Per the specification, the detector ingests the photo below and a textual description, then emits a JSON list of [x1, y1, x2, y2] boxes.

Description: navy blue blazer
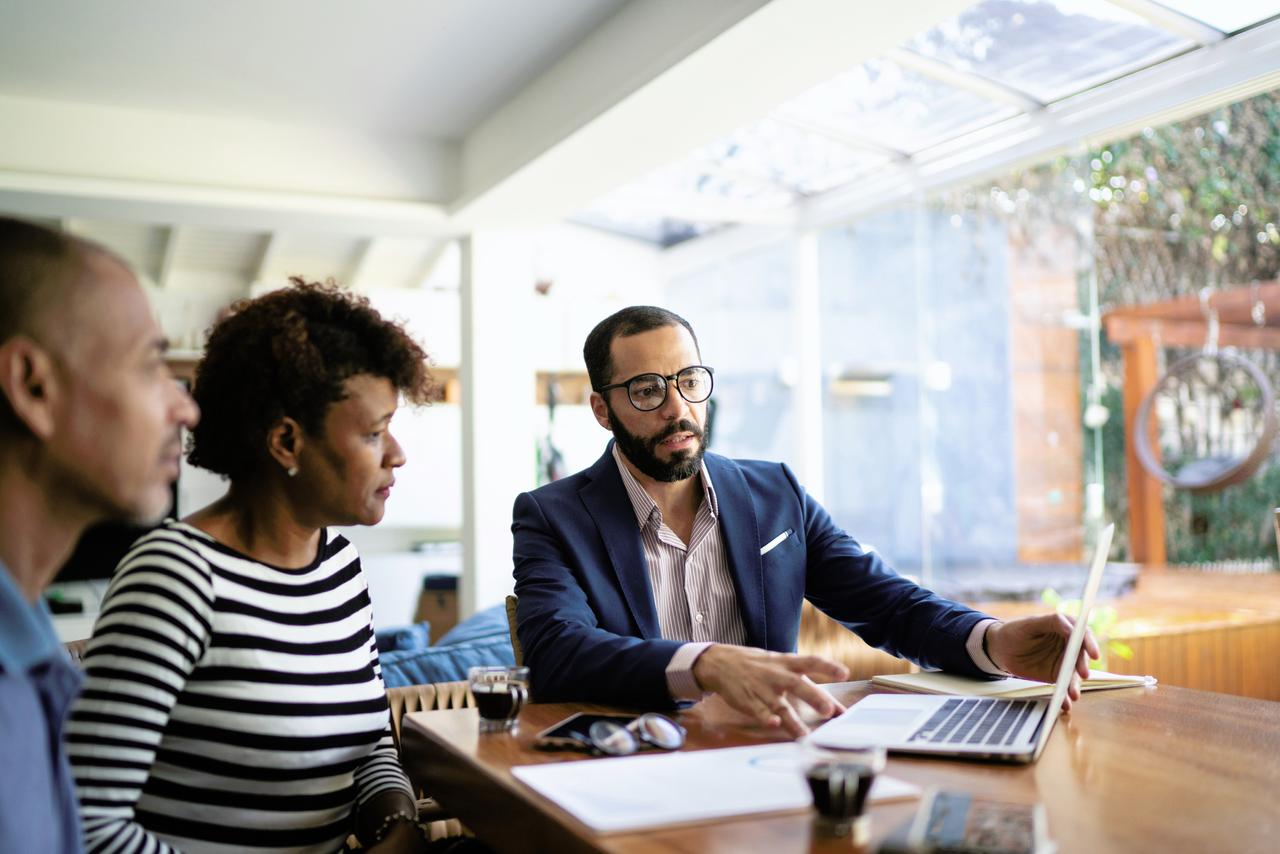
[[511, 443, 990, 708]]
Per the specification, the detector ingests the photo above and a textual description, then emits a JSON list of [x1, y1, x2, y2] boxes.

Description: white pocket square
[[760, 529, 794, 556]]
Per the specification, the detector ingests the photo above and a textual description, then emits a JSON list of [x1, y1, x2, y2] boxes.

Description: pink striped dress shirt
[[612, 446, 745, 698]]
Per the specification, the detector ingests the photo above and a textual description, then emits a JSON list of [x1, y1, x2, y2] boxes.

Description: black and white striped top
[[67, 521, 413, 854]]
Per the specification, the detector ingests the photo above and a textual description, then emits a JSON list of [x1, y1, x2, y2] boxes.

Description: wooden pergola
[[1101, 280, 1280, 566]]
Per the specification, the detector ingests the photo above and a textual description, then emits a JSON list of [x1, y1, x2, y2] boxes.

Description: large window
[[667, 245, 800, 463], [661, 87, 1280, 582]]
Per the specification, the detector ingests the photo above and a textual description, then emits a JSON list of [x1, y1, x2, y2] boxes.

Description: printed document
[[511, 741, 918, 834]]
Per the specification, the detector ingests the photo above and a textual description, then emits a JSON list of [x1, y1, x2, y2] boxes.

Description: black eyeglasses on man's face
[[596, 365, 714, 412]]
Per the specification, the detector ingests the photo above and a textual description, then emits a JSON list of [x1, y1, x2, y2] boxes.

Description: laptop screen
[[1033, 523, 1115, 756]]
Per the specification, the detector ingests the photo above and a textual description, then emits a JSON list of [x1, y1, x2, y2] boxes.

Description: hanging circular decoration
[[1134, 350, 1277, 493]]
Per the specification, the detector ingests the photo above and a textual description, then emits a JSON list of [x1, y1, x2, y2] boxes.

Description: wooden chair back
[[505, 594, 524, 666], [386, 680, 475, 752]]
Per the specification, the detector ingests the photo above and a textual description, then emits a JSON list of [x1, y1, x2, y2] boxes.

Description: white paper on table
[[510, 741, 919, 834]]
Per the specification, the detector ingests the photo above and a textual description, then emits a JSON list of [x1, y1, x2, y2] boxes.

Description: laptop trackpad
[[846, 708, 923, 728], [810, 698, 929, 748]]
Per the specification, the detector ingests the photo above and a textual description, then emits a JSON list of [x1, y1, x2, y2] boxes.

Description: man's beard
[[608, 406, 707, 483]]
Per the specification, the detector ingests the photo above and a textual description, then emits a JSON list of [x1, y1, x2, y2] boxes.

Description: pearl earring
[[287, 466, 299, 477]]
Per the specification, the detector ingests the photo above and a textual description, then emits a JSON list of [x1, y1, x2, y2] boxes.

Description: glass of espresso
[[469, 665, 530, 732], [804, 746, 885, 844]]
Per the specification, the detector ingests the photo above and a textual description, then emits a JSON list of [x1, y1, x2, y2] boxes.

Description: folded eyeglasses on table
[[536, 712, 686, 756]]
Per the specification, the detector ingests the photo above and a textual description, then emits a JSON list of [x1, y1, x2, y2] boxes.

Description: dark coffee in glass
[[469, 666, 529, 731], [804, 750, 884, 843], [474, 683, 525, 719]]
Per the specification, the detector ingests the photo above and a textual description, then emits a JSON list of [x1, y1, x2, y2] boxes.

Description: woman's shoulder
[[323, 528, 355, 560], [103, 521, 220, 614], [117, 520, 218, 574]]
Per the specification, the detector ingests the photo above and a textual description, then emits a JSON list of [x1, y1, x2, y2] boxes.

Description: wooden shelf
[[535, 372, 593, 407], [426, 368, 593, 406], [166, 351, 201, 385]]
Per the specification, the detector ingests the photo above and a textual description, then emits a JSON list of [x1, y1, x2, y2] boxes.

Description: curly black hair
[[188, 278, 433, 481]]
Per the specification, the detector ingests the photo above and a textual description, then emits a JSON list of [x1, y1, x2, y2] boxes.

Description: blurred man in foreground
[[0, 217, 198, 852]]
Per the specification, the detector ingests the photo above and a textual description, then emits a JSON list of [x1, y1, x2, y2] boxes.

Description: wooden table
[[401, 682, 1280, 853]]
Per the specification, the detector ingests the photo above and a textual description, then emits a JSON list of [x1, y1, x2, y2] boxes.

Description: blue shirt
[[0, 561, 85, 853]]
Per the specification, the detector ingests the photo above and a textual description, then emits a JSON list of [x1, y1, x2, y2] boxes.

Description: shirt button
[[695, 612, 704, 623]]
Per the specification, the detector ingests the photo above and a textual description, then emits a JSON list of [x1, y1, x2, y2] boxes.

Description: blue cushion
[[376, 604, 516, 688], [375, 621, 431, 653], [435, 604, 509, 646], [380, 634, 515, 688]]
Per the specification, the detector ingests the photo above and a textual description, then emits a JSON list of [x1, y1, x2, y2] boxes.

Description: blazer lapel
[[579, 444, 663, 640], [705, 454, 768, 647]]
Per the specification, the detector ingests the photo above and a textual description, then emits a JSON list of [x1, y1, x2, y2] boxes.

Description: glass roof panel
[[1152, 1, 1280, 33], [570, 206, 712, 248], [697, 117, 892, 195], [907, 0, 1194, 103], [573, 157, 791, 246], [776, 57, 1019, 154], [615, 157, 796, 208]]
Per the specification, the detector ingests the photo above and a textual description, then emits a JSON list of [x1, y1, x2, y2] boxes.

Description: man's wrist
[[966, 619, 1005, 675], [668, 642, 715, 700], [982, 622, 1002, 671], [691, 643, 719, 682]]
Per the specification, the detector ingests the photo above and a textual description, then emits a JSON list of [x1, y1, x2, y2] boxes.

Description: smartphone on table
[[534, 713, 635, 750]]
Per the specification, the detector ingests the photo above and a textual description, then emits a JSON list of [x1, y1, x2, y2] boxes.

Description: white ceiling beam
[[1103, 0, 1226, 45], [415, 239, 459, 291], [451, 0, 974, 227], [0, 94, 457, 202], [0, 170, 457, 238], [885, 47, 1044, 112], [157, 225, 182, 289], [251, 232, 280, 284], [346, 238, 378, 292], [452, 0, 768, 223], [0, 93, 459, 232]]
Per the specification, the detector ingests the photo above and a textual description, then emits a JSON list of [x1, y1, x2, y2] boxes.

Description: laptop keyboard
[[908, 698, 1036, 747]]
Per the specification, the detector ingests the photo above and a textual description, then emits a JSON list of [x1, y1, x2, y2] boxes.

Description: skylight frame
[[1145, 0, 1280, 34], [572, 1, 1280, 249]]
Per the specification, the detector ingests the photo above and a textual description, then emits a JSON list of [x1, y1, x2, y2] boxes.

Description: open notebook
[[872, 669, 1155, 700]]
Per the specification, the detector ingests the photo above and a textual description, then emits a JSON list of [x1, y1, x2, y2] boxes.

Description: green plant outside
[[1041, 587, 1134, 671], [939, 89, 1280, 566]]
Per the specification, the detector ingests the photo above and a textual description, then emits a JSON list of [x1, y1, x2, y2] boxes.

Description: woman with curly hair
[[68, 280, 438, 853]]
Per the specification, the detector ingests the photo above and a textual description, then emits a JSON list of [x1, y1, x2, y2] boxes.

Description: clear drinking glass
[[803, 744, 886, 843], [468, 665, 529, 732]]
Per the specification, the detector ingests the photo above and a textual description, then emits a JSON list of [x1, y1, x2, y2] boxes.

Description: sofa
[[377, 603, 516, 689]]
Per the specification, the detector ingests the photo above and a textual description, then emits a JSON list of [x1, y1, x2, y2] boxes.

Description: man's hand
[[691, 645, 849, 738], [985, 614, 1100, 710]]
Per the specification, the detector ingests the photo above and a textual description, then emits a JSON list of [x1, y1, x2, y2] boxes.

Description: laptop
[[809, 523, 1115, 764]]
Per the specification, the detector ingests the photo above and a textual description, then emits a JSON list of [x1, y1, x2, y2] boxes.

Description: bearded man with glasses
[[512, 306, 1098, 738]]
